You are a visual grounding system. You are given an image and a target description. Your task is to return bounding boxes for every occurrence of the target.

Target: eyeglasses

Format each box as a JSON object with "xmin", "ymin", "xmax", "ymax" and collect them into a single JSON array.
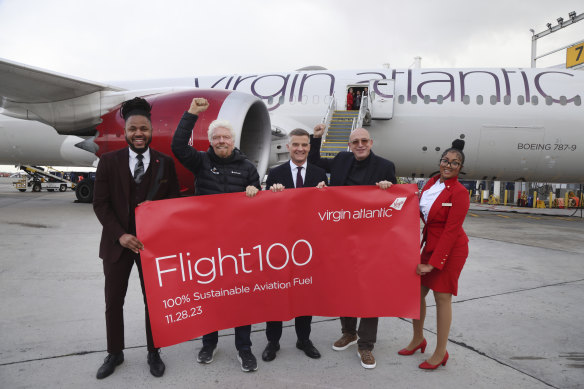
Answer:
[
  {"xmin": 350, "ymin": 138, "xmax": 371, "ymax": 146},
  {"xmin": 439, "ymin": 158, "xmax": 461, "ymax": 168}
]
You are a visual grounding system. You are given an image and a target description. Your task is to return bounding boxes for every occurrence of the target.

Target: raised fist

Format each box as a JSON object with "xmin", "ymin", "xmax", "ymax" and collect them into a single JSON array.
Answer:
[
  {"xmin": 188, "ymin": 98, "xmax": 210, "ymax": 115},
  {"xmin": 313, "ymin": 123, "xmax": 326, "ymax": 138}
]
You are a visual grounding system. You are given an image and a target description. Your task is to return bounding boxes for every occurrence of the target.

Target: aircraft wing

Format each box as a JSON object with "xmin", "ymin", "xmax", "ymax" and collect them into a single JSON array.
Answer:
[
  {"xmin": 0, "ymin": 57, "xmax": 124, "ymax": 104},
  {"xmin": 0, "ymin": 57, "xmax": 130, "ymax": 135}
]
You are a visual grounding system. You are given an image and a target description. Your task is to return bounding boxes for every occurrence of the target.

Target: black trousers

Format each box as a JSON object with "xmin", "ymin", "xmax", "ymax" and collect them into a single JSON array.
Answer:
[
  {"xmin": 103, "ymin": 250, "xmax": 156, "ymax": 353},
  {"xmin": 265, "ymin": 316, "xmax": 312, "ymax": 343},
  {"xmin": 340, "ymin": 317, "xmax": 378, "ymax": 350}
]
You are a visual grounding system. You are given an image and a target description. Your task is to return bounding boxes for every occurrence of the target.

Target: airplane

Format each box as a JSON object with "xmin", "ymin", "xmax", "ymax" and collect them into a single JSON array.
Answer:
[{"xmin": 1, "ymin": 57, "xmax": 583, "ymax": 203}]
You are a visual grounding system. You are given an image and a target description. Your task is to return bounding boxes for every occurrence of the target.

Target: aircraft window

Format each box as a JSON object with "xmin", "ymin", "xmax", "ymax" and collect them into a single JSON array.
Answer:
[
  {"xmin": 490, "ymin": 95, "xmax": 497, "ymax": 105},
  {"xmin": 398, "ymin": 95, "xmax": 405, "ymax": 104},
  {"xmin": 437, "ymin": 95, "xmax": 444, "ymax": 104},
  {"xmin": 422, "ymin": 146, "xmax": 427, "ymax": 151},
  {"xmin": 435, "ymin": 147, "xmax": 440, "ymax": 151},
  {"xmin": 575, "ymin": 96, "xmax": 582, "ymax": 106},
  {"xmin": 279, "ymin": 96, "xmax": 285, "ymax": 105},
  {"xmin": 517, "ymin": 96, "xmax": 525, "ymax": 105},
  {"xmin": 313, "ymin": 95, "xmax": 319, "ymax": 104},
  {"xmin": 459, "ymin": 134, "xmax": 465, "ymax": 139},
  {"xmin": 504, "ymin": 95, "xmax": 511, "ymax": 105},
  {"xmin": 545, "ymin": 96, "xmax": 553, "ymax": 105},
  {"xmin": 411, "ymin": 95, "xmax": 417, "ymax": 104},
  {"xmin": 559, "ymin": 96, "xmax": 567, "ymax": 106},
  {"xmin": 268, "ymin": 97, "xmax": 274, "ymax": 104},
  {"xmin": 531, "ymin": 96, "xmax": 538, "ymax": 105},
  {"xmin": 302, "ymin": 95, "xmax": 308, "ymax": 104},
  {"xmin": 476, "ymin": 95, "xmax": 483, "ymax": 105},
  {"xmin": 463, "ymin": 95, "xmax": 470, "ymax": 105},
  {"xmin": 424, "ymin": 95, "xmax": 430, "ymax": 104}
]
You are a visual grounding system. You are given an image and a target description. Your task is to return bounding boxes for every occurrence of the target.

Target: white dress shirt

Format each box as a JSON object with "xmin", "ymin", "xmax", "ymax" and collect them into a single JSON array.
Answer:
[
  {"xmin": 129, "ymin": 148, "xmax": 151, "ymax": 176},
  {"xmin": 290, "ymin": 160, "xmax": 307, "ymax": 188},
  {"xmin": 420, "ymin": 179, "xmax": 445, "ymax": 222}
]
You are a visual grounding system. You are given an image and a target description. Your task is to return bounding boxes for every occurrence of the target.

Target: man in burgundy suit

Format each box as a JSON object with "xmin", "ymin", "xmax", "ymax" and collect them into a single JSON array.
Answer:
[{"xmin": 93, "ymin": 97, "xmax": 180, "ymax": 379}]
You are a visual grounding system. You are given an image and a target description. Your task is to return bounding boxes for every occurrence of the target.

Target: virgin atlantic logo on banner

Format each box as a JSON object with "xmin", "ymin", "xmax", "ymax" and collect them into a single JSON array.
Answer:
[
  {"xmin": 136, "ymin": 185, "xmax": 420, "ymax": 348},
  {"xmin": 390, "ymin": 197, "xmax": 407, "ymax": 210},
  {"xmin": 316, "ymin": 197, "xmax": 408, "ymax": 223}
]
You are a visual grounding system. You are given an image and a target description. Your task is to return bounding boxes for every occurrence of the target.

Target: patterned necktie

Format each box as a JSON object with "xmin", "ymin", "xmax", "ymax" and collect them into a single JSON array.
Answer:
[
  {"xmin": 134, "ymin": 154, "xmax": 145, "ymax": 184},
  {"xmin": 296, "ymin": 166, "xmax": 304, "ymax": 188}
]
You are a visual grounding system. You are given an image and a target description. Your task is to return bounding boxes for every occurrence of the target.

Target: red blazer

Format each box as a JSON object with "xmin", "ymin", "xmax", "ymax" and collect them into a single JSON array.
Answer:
[
  {"xmin": 93, "ymin": 147, "xmax": 180, "ymax": 263},
  {"xmin": 346, "ymin": 93, "xmax": 354, "ymax": 107},
  {"xmin": 420, "ymin": 175, "xmax": 469, "ymax": 270}
]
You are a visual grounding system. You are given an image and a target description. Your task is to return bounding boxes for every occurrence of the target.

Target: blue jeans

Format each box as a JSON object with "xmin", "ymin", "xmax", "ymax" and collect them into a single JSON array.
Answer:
[{"xmin": 202, "ymin": 325, "xmax": 252, "ymax": 351}]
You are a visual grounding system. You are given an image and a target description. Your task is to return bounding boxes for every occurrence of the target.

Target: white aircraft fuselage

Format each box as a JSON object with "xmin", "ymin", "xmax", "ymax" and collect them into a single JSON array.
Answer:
[
  {"xmin": 121, "ymin": 67, "xmax": 584, "ymax": 182},
  {"xmin": 0, "ymin": 61, "xmax": 582, "ymax": 184}
]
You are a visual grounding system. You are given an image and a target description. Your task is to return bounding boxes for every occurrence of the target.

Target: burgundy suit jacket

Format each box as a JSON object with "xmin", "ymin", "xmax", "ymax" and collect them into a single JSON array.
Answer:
[
  {"xmin": 420, "ymin": 175, "xmax": 469, "ymax": 270},
  {"xmin": 93, "ymin": 147, "xmax": 180, "ymax": 263}
]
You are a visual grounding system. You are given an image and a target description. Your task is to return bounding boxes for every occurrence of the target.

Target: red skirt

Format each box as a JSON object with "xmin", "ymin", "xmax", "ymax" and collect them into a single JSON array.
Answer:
[{"xmin": 420, "ymin": 243, "xmax": 468, "ymax": 295}]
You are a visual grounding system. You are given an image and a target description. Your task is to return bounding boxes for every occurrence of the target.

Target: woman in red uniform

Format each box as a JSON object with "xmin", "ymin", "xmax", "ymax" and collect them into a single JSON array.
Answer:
[
  {"xmin": 346, "ymin": 88, "xmax": 354, "ymax": 110},
  {"xmin": 397, "ymin": 139, "xmax": 469, "ymax": 370}
]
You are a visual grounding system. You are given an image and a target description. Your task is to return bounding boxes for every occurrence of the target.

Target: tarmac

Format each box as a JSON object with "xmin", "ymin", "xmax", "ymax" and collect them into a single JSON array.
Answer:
[{"xmin": 0, "ymin": 182, "xmax": 583, "ymax": 389}]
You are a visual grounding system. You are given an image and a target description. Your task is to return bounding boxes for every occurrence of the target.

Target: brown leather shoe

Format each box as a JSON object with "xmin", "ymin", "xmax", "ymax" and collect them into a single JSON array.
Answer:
[
  {"xmin": 357, "ymin": 349, "xmax": 376, "ymax": 369},
  {"xmin": 332, "ymin": 334, "xmax": 357, "ymax": 351}
]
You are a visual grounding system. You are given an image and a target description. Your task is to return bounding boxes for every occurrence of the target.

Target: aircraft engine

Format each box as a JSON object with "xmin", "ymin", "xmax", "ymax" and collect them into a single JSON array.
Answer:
[{"xmin": 78, "ymin": 89, "xmax": 271, "ymax": 201}]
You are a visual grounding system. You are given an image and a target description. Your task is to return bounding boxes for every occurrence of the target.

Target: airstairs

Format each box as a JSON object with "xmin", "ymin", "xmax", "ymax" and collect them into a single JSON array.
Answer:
[{"xmin": 320, "ymin": 110, "xmax": 358, "ymax": 159}]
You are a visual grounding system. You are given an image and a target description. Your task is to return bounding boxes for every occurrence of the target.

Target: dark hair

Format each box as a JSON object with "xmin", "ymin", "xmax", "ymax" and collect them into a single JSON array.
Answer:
[
  {"xmin": 120, "ymin": 97, "xmax": 152, "ymax": 121},
  {"xmin": 289, "ymin": 128, "xmax": 310, "ymax": 138},
  {"xmin": 441, "ymin": 139, "xmax": 465, "ymax": 165}
]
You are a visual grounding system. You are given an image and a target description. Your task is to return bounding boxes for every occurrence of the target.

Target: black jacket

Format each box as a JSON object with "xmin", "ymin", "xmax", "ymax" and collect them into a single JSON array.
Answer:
[
  {"xmin": 171, "ymin": 112, "xmax": 260, "ymax": 195},
  {"xmin": 308, "ymin": 135, "xmax": 396, "ymax": 186},
  {"xmin": 265, "ymin": 161, "xmax": 328, "ymax": 189}
]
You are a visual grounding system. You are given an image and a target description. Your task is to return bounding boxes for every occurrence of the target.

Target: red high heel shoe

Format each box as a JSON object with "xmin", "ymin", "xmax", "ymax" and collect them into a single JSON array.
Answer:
[
  {"xmin": 419, "ymin": 351, "xmax": 449, "ymax": 370},
  {"xmin": 397, "ymin": 338, "xmax": 427, "ymax": 356}
]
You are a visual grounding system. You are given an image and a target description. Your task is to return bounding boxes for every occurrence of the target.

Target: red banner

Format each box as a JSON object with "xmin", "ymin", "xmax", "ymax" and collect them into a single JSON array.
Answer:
[{"xmin": 136, "ymin": 184, "xmax": 420, "ymax": 348}]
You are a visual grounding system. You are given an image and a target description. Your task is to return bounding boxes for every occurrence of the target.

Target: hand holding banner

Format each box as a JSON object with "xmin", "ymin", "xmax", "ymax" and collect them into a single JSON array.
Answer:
[{"xmin": 136, "ymin": 184, "xmax": 420, "ymax": 348}]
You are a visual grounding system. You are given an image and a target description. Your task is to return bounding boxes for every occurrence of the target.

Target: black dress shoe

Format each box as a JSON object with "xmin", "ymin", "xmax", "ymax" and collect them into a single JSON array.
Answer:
[
  {"xmin": 296, "ymin": 340, "xmax": 321, "ymax": 359},
  {"xmin": 261, "ymin": 342, "xmax": 280, "ymax": 362},
  {"xmin": 147, "ymin": 350, "xmax": 166, "ymax": 377},
  {"xmin": 96, "ymin": 352, "xmax": 124, "ymax": 379}
]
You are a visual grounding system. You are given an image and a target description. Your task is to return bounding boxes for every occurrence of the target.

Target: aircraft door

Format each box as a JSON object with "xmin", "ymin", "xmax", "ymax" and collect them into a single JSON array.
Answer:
[{"xmin": 368, "ymin": 79, "xmax": 394, "ymax": 119}]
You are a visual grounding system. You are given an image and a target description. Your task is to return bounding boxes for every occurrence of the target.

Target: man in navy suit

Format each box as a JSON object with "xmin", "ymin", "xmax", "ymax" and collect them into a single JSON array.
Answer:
[
  {"xmin": 261, "ymin": 128, "xmax": 328, "ymax": 362},
  {"xmin": 308, "ymin": 123, "xmax": 396, "ymax": 370}
]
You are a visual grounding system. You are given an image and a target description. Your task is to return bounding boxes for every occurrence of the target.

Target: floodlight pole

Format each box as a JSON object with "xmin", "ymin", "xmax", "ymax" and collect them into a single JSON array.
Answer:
[{"xmin": 530, "ymin": 11, "xmax": 584, "ymax": 68}]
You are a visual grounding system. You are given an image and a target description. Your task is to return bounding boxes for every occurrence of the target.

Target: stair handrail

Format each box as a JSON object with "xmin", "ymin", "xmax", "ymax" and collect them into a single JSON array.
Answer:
[
  {"xmin": 347, "ymin": 117, "xmax": 358, "ymax": 151},
  {"xmin": 320, "ymin": 93, "xmax": 336, "ymax": 143},
  {"xmin": 355, "ymin": 96, "xmax": 368, "ymax": 130}
]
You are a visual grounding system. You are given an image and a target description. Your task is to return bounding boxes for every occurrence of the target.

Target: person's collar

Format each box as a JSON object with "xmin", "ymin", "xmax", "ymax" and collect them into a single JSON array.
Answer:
[
  {"xmin": 353, "ymin": 152, "xmax": 372, "ymax": 165},
  {"xmin": 439, "ymin": 175, "xmax": 459, "ymax": 187},
  {"xmin": 129, "ymin": 147, "xmax": 150, "ymax": 160},
  {"xmin": 208, "ymin": 146, "xmax": 237, "ymax": 163},
  {"xmin": 289, "ymin": 160, "xmax": 307, "ymax": 170}
]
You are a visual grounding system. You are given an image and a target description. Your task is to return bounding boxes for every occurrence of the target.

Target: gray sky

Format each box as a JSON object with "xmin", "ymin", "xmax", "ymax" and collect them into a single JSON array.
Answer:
[{"xmin": 0, "ymin": 0, "xmax": 582, "ymax": 83}]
